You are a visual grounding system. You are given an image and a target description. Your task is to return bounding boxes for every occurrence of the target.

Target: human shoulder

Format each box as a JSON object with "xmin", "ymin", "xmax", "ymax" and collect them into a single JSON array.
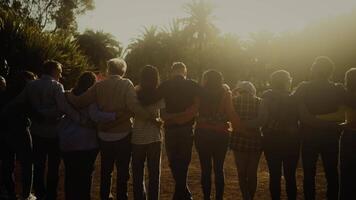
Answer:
[{"xmin": 261, "ymin": 89, "xmax": 272, "ymax": 99}]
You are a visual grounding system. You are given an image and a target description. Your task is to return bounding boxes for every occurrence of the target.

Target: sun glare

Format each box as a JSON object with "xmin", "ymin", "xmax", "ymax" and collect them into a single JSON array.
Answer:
[{"xmin": 78, "ymin": 0, "xmax": 356, "ymax": 46}]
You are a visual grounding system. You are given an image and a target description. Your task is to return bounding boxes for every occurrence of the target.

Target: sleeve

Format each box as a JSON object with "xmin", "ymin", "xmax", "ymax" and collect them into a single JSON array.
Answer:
[
  {"xmin": 192, "ymin": 80, "xmax": 204, "ymax": 98},
  {"xmin": 161, "ymin": 97, "xmax": 199, "ymax": 123},
  {"xmin": 158, "ymin": 99, "xmax": 165, "ymax": 109},
  {"xmin": 244, "ymin": 99, "xmax": 268, "ymax": 129},
  {"xmin": 291, "ymin": 82, "xmax": 306, "ymax": 102},
  {"xmin": 12, "ymin": 85, "xmax": 28, "ymax": 105},
  {"xmin": 54, "ymin": 84, "xmax": 81, "ymax": 122},
  {"xmin": 66, "ymin": 84, "xmax": 97, "ymax": 109},
  {"xmin": 88, "ymin": 103, "xmax": 116, "ymax": 123},
  {"xmin": 125, "ymin": 81, "xmax": 152, "ymax": 120},
  {"xmin": 298, "ymin": 103, "xmax": 341, "ymax": 129},
  {"xmin": 336, "ymin": 83, "xmax": 347, "ymax": 105},
  {"xmin": 224, "ymin": 91, "xmax": 241, "ymax": 131}
]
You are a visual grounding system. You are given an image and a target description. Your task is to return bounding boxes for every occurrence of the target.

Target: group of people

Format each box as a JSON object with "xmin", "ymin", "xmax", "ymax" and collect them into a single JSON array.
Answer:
[{"xmin": 0, "ymin": 56, "xmax": 354, "ymax": 200}]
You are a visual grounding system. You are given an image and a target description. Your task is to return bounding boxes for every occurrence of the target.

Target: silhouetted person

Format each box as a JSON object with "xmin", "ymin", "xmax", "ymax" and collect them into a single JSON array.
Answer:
[
  {"xmin": 262, "ymin": 70, "xmax": 300, "ymax": 200},
  {"xmin": 67, "ymin": 58, "xmax": 154, "ymax": 200},
  {"xmin": 132, "ymin": 65, "xmax": 164, "ymax": 200},
  {"xmin": 231, "ymin": 81, "xmax": 263, "ymax": 200},
  {"xmin": 1, "ymin": 71, "xmax": 38, "ymax": 200},
  {"xmin": 195, "ymin": 70, "xmax": 241, "ymax": 200},
  {"xmin": 14, "ymin": 60, "xmax": 81, "ymax": 200},
  {"xmin": 59, "ymin": 71, "xmax": 116, "ymax": 200},
  {"xmin": 157, "ymin": 62, "xmax": 201, "ymax": 200},
  {"xmin": 0, "ymin": 75, "xmax": 8, "ymax": 199},
  {"xmin": 294, "ymin": 56, "xmax": 345, "ymax": 200},
  {"xmin": 339, "ymin": 68, "xmax": 356, "ymax": 200}
]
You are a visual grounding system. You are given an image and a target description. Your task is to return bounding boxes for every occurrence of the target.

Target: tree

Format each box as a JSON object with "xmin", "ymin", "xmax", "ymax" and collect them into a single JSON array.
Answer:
[
  {"xmin": 0, "ymin": 0, "xmax": 94, "ymax": 32},
  {"xmin": 0, "ymin": 7, "xmax": 89, "ymax": 87},
  {"xmin": 75, "ymin": 30, "xmax": 123, "ymax": 73},
  {"xmin": 125, "ymin": 26, "xmax": 168, "ymax": 82},
  {"xmin": 182, "ymin": 0, "xmax": 218, "ymax": 48}
]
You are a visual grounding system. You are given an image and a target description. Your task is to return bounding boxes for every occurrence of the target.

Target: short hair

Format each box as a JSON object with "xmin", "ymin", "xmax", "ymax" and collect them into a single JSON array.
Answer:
[
  {"xmin": 107, "ymin": 58, "xmax": 127, "ymax": 76},
  {"xmin": 270, "ymin": 70, "xmax": 292, "ymax": 90},
  {"xmin": 311, "ymin": 56, "xmax": 335, "ymax": 80},
  {"xmin": 345, "ymin": 68, "xmax": 356, "ymax": 93},
  {"xmin": 171, "ymin": 62, "xmax": 187, "ymax": 72},
  {"xmin": 235, "ymin": 81, "xmax": 257, "ymax": 96},
  {"xmin": 43, "ymin": 60, "xmax": 62, "ymax": 75}
]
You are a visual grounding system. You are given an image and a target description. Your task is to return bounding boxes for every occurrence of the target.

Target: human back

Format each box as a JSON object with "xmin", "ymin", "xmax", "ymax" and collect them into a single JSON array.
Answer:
[
  {"xmin": 158, "ymin": 62, "xmax": 201, "ymax": 127},
  {"xmin": 132, "ymin": 65, "xmax": 163, "ymax": 145}
]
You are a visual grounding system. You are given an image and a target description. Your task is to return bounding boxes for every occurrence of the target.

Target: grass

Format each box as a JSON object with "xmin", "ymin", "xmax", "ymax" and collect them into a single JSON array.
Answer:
[{"xmin": 50, "ymin": 146, "xmax": 327, "ymax": 200}]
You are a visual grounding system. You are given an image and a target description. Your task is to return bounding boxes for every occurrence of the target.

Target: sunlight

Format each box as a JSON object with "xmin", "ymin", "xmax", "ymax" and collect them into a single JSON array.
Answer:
[{"xmin": 78, "ymin": 0, "xmax": 356, "ymax": 46}]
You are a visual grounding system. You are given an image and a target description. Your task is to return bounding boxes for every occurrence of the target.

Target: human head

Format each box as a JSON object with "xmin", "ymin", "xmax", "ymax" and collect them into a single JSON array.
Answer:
[
  {"xmin": 107, "ymin": 58, "xmax": 127, "ymax": 76},
  {"xmin": 311, "ymin": 56, "xmax": 335, "ymax": 80},
  {"xmin": 345, "ymin": 68, "xmax": 356, "ymax": 93},
  {"xmin": 73, "ymin": 71, "xmax": 97, "ymax": 96},
  {"xmin": 171, "ymin": 62, "xmax": 187, "ymax": 78},
  {"xmin": 7, "ymin": 71, "xmax": 36, "ymax": 97},
  {"xmin": 201, "ymin": 70, "xmax": 224, "ymax": 91},
  {"xmin": 43, "ymin": 60, "xmax": 62, "ymax": 81},
  {"xmin": 0, "ymin": 75, "xmax": 6, "ymax": 92},
  {"xmin": 235, "ymin": 81, "xmax": 257, "ymax": 96},
  {"xmin": 140, "ymin": 65, "xmax": 160, "ymax": 90},
  {"xmin": 270, "ymin": 70, "xmax": 292, "ymax": 91}
]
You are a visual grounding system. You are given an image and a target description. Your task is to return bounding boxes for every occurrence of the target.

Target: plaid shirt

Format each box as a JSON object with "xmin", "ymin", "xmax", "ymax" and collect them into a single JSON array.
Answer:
[{"xmin": 230, "ymin": 94, "xmax": 262, "ymax": 152}]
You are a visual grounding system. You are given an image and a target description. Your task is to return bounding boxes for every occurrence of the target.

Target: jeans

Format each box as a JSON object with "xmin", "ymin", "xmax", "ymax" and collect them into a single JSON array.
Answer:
[
  {"xmin": 264, "ymin": 152, "xmax": 299, "ymax": 200},
  {"xmin": 165, "ymin": 126, "xmax": 194, "ymax": 200},
  {"xmin": 62, "ymin": 149, "xmax": 98, "ymax": 200},
  {"xmin": 301, "ymin": 127, "xmax": 339, "ymax": 200},
  {"xmin": 263, "ymin": 132, "xmax": 300, "ymax": 200},
  {"xmin": 233, "ymin": 151, "xmax": 261, "ymax": 200},
  {"xmin": 99, "ymin": 134, "xmax": 131, "ymax": 200},
  {"xmin": 132, "ymin": 142, "xmax": 161, "ymax": 200},
  {"xmin": 195, "ymin": 129, "xmax": 229, "ymax": 200},
  {"xmin": 339, "ymin": 130, "xmax": 356, "ymax": 200},
  {"xmin": 1, "ymin": 129, "xmax": 33, "ymax": 198},
  {"xmin": 32, "ymin": 135, "xmax": 60, "ymax": 200}
]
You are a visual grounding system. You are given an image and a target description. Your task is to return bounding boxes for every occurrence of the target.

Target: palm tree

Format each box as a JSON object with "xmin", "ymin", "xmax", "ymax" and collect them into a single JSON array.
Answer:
[
  {"xmin": 182, "ymin": 0, "xmax": 218, "ymax": 49},
  {"xmin": 125, "ymin": 26, "xmax": 167, "ymax": 81},
  {"xmin": 75, "ymin": 30, "xmax": 123, "ymax": 72}
]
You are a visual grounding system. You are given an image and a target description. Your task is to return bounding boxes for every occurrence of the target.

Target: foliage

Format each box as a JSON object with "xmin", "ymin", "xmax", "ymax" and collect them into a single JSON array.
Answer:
[
  {"xmin": 0, "ymin": 0, "xmax": 94, "ymax": 32},
  {"xmin": 125, "ymin": 0, "xmax": 356, "ymax": 90},
  {"xmin": 0, "ymin": 8, "xmax": 89, "ymax": 87},
  {"xmin": 75, "ymin": 30, "xmax": 123, "ymax": 73}
]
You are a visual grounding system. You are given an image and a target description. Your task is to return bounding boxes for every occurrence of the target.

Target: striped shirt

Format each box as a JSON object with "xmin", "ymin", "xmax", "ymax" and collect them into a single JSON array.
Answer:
[{"xmin": 132, "ymin": 100, "xmax": 165, "ymax": 145}]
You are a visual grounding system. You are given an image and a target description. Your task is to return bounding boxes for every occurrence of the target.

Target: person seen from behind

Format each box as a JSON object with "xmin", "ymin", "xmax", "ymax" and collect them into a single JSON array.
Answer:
[
  {"xmin": 195, "ymin": 70, "xmax": 241, "ymax": 200},
  {"xmin": 230, "ymin": 81, "xmax": 264, "ymax": 200},
  {"xmin": 293, "ymin": 56, "xmax": 345, "ymax": 200},
  {"xmin": 262, "ymin": 70, "xmax": 300, "ymax": 200}
]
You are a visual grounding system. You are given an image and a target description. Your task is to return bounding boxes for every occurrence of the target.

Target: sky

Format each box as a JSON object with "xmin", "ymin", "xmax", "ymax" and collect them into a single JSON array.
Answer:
[{"xmin": 78, "ymin": 0, "xmax": 356, "ymax": 47}]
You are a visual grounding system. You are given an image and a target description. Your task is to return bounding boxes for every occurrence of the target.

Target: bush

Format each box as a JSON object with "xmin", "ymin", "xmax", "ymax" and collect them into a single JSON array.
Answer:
[{"xmin": 0, "ymin": 8, "xmax": 90, "ymax": 88}]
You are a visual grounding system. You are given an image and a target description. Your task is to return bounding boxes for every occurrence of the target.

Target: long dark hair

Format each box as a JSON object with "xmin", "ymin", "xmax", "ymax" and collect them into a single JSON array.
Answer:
[
  {"xmin": 72, "ymin": 71, "xmax": 97, "ymax": 96},
  {"xmin": 137, "ymin": 65, "xmax": 160, "ymax": 106},
  {"xmin": 201, "ymin": 70, "xmax": 225, "ymax": 107}
]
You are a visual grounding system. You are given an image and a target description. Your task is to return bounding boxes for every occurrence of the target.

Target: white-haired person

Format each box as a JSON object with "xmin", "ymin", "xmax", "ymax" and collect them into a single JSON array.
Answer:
[
  {"xmin": 230, "ymin": 81, "xmax": 264, "ymax": 200},
  {"xmin": 67, "ymin": 58, "xmax": 156, "ymax": 200}
]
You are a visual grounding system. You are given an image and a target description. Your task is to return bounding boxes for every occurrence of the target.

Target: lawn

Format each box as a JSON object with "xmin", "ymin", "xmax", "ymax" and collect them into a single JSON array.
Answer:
[{"xmin": 51, "ymin": 146, "xmax": 327, "ymax": 200}]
